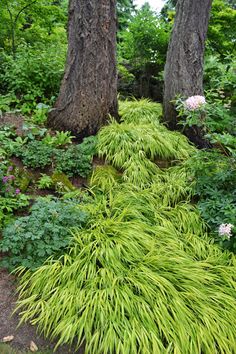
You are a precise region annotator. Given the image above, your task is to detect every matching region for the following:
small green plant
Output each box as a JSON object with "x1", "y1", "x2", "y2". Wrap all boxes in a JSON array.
[
  {"x1": 30, "y1": 103, "x2": 51, "y2": 125},
  {"x1": 22, "y1": 123, "x2": 48, "y2": 140},
  {"x1": 0, "y1": 163, "x2": 30, "y2": 229},
  {"x1": 42, "y1": 131, "x2": 75, "y2": 147},
  {"x1": 55, "y1": 146, "x2": 93, "y2": 178},
  {"x1": 0, "y1": 93, "x2": 19, "y2": 116},
  {"x1": 205, "y1": 132, "x2": 236, "y2": 156},
  {"x1": 0, "y1": 197, "x2": 88, "y2": 270},
  {"x1": 37, "y1": 174, "x2": 53, "y2": 190}
]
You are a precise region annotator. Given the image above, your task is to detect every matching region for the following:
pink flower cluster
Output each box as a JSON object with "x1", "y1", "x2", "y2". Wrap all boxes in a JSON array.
[
  {"x1": 184, "y1": 95, "x2": 206, "y2": 111},
  {"x1": 2, "y1": 175, "x2": 15, "y2": 183},
  {"x1": 1, "y1": 166, "x2": 20, "y2": 196},
  {"x1": 218, "y1": 223, "x2": 234, "y2": 239}
]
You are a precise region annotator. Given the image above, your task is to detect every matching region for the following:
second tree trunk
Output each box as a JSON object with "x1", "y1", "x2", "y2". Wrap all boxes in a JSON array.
[{"x1": 163, "y1": 0, "x2": 212, "y2": 147}]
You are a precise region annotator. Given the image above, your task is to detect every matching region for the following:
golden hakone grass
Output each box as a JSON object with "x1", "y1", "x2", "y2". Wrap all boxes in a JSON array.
[{"x1": 16, "y1": 99, "x2": 236, "y2": 354}]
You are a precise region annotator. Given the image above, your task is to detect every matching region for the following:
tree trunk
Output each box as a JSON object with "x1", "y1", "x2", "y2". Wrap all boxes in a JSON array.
[
  {"x1": 48, "y1": 0, "x2": 118, "y2": 137},
  {"x1": 163, "y1": 0, "x2": 212, "y2": 147}
]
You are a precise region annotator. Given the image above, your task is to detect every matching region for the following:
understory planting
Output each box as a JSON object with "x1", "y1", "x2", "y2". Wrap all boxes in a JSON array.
[{"x1": 15, "y1": 100, "x2": 236, "y2": 354}]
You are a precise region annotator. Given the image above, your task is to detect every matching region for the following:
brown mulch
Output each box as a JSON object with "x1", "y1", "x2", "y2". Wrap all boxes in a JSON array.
[
  {"x1": 0, "y1": 114, "x2": 25, "y2": 136},
  {"x1": 0, "y1": 269, "x2": 85, "y2": 353}
]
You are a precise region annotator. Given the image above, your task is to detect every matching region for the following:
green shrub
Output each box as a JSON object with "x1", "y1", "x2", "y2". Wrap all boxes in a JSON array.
[
  {"x1": 55, "y1": 136, "x2": 97, "y2": 178},
  {"x1": 0, "y1": 93, "x2": 19, "y2": 114},
  {"x1": 186, "y1": 150, "x2": 236, "y2": 251},
  {"x1": 0, "y1": 43, "x2": 66, "y2": 101},
  {"x1": 0, "y1": 197, "x2": 88, "y2": 270},
  {"x1": 15, "y1": 140, "x2": 55, "y2": 169}
]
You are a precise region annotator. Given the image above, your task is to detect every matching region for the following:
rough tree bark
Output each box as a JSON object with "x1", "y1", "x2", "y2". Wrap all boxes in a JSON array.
[
  {"x1": 48, "y1": 0, "x2": 118, "y2": 137},
  {"x1": 163, "y1": 0, "x2": 213, "y2": 147}
]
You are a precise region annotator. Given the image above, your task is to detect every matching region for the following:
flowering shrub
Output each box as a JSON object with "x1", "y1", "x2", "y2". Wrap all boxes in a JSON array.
[
  {"x1": 175, "y1": 95, "x2": 207, "y2": 129},
  {"x1": 218, "y1": 223, "x2": 234, "y2": 239},
  {"x1": 176, "y1": 93, "x2": 235, "y2": 135},
  {"x1": 184, "y1": 95, "x2": 206, "y2": 111}
]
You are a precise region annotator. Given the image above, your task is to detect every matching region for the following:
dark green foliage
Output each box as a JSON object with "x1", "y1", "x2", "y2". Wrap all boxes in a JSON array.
[
  {"x1": 15, "y1": 141, "x2": 55, "y2": 168},
  {"x1": 55, "y1": 146, "x2": 93, "y2": 178},
  {"x1": 117, "y1": 0, "x2": 135, "y2": 30},
  {"x1": 80, "y1": 136, "x2": 98, "y2": 156},
  {"x1": 204, "y1": 54, "x2": 236, "y2": 117},
  {"x1": 118, "y1": 5, "x2": 170, "y2": 100},
  {"x1": 0, "y1": 197, "x2": 88, "y2": 270},
  {"x1": 186, "y1": 150, "x2": 236, "y2": 251},
  {"x1": 55, "y1": 136, "x2": 97, "y2": 178}
]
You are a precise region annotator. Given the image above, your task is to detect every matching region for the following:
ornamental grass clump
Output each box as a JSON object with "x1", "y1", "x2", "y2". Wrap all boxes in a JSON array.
[
  {"x1": 97, "y1": 119, "x2": 195, "y2": 170},
  {"x1": 16, "y1": 189, "x2": 236, "y2": 354},
  {"x1": 119, "y1": 98, "x2": 162, "y2": 124},
  {"x1": 16, "y1": 99, "x2": 236, "y2": 353}
]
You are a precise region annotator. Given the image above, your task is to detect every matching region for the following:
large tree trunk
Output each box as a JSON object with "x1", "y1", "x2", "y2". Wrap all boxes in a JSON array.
[
  {"x1": 163, "y1": 0, "x2": 212, "y2": 147},
  {"x1": 48, "y1": 0, "x2": 118, "y2": 137}
]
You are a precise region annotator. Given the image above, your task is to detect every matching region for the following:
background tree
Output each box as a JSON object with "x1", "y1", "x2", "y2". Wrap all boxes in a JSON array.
[
  {"x1": 117, "y1": 0, "x2": 135, "y2": 30},
  {"x1": 0, "y1": 0, "x2": 66, "y2": 55},
  {"x1": 163, "y1": 0, "x2": 213, "y2": 147},
  {"x1": 207, "y1": 0, "x2": 236, "y2": 56},
  {"x1": 48, "y1": 0, "x2": 118, "y2": 137},
  {"x1": 119, "y1": 4, "x2": 170, "y2": 99}
]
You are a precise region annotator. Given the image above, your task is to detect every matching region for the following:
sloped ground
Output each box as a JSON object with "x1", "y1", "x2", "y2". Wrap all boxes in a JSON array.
[{"x1": 0, "y1": 269, "x2": 83, "y2": 353}]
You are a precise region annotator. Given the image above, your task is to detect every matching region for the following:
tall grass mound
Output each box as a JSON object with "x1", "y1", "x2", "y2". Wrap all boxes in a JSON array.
[
  {"x1": 16, "y1": 100, "x2": 236, "y2": 353},
  {"x1": 118, "y1": 98, "x2": 162, "y2": 124}
]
